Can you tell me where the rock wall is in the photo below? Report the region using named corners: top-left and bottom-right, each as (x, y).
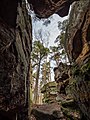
top-left (54, 63), bottom-right (81, 120)
top-left (53, 1), bottom-right (90, 119)
top-left (65, 0), bottom-right (90, 119)
top-left (50, 1), bottom-right (90, 119)
top-left (66, 0), bottom-right (90, 64)
top-left (0, 1), bottom-right (32, 120)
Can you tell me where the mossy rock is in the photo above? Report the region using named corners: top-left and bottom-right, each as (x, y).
top-left (72, 60), bottom-right (90, 80)
top-left (41, 81), bottom-right (57, 93)
top-left (61, 100), bottom-right (79, 110)
top-left (61, 106), bottom-right (80, 120)
top-left (47, 81), bottom-right (57, 87)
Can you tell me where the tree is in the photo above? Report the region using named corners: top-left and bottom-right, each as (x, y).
top-left (53, 19), bottom-right (69, 64)
top-left (31, 41), bottom-right (50, 104)
top-left (41, 61), bottom-right (51, 87)
top-left (50, 46), bottom-right (61, 66)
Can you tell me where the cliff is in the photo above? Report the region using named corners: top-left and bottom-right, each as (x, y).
top-left (0, 0), bottom-right (90, 120)
top-left (0, 0), bottom-right (32, 120)
top-left (66, 0), bottom-right (90, 64)
top-left (65, 0), bottom-right (90, 119)
top-left (54, 62), bottom-right (81, 120)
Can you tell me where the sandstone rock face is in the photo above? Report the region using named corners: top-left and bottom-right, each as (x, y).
top-left (54, 62), bottom-right (81, 120)
top-left (65, 0), bottom-right (90, 119)
top-left (70, 63), bottom-right (90, 120)
top-left (66, 0), bottom-right (90, 65)
top-left (28, 0), bottom-right (79, 18)
top-left (0, 1), bottom-right (32, 119)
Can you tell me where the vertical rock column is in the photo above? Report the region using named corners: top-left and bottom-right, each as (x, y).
top-left (66, 0), bottom-right (90, 119)
top-left (0, 0), bottom-right (32, 120)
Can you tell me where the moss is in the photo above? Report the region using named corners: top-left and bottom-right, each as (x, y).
top-left (81, 60), bottom-right (90, 74)
top-left (61, 100), bottom-right (79, 110)
top-left (72, 60), bottom-right (90, 74)
top-left (71, 64), bottom-right (81, 77)
top-left (61, 106), bottom-right (73, 119)
top-left (47, 81), bottom-right (57, 87)
top-left (44, 98), bottom-right (50, 103)
top-left (71, 60), bottom-right (90, 83)
top-left (41, 81), bottom-right (57, 93)
top-left (61, 106), bottom-right (80, 120)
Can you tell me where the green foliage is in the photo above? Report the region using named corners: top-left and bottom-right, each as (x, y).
top-left (72, 61), bottom-right (90, 77)
top-left (50, 46), bottom-right (61, 65)
top-left (81, 60), bottom-right (90, 74)
top-left (31, 40), bottom-right (50, 103)
top-left (58, 19), bottom-right (69, 32)
top-left (41, 61), bottom-right (51, 86)
top-left (72, 64), bottom-right (81, 77)
top-left (53, 19), bottom-right (69, 64)
top-left (50, 46), bottom-right (59, 52)
top-left (58, 19), bottom-right (68, 48)
top-left (32, 41), bottom-right (50, 60)
top-left (43, 19), bottom-right (51, 26)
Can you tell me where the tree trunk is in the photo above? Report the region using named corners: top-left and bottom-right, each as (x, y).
top-left (34, 59), bottom-right (41, 104)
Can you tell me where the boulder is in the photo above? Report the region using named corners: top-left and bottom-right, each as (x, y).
top-left (31, 103), bottom-right (64, 120)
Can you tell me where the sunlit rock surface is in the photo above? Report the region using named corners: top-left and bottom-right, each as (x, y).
top-left (65, 1), bottom-right (90, 119)
top-left (28, 0), bottom-right (79, 18)
top-left (66, 0), bottom-right (90, 65)
top-left (0, 0), bottom-right (32, 119)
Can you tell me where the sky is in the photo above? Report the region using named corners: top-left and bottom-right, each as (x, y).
top-left (30, 12), bottom-right (69, 81)
top-left (32, 13), bottom-right (68, 47)
top-left (28, 5), bottom-right (71, 81)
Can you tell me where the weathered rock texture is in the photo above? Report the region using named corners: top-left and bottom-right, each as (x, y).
top-left (65, 0), bottom-right (90, 119)
top-left (54, 62), bottom-right (81, 120)
top-left (41, 81), bottom-right (57, 103)
top-left (66, 0), bottom-right (90, 64)
top-left (54, 63), bottom-right (70, 99)
top-left (30, 103), bottom-right (65, 120)
top-left (31, 63), bottom-right (80, 120)
top-left (0, 0), bottom-right (32, 120)
top-left (28, 0), bottom-right (79, 18)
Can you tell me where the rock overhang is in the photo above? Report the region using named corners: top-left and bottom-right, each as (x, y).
top-left (0, 0), bottom-right (79, 27)
top-left (28, 0), bottom-right (79, 18)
